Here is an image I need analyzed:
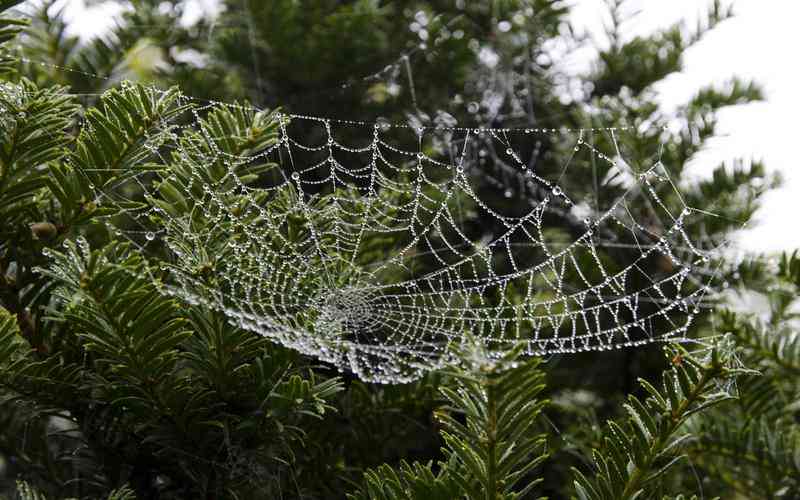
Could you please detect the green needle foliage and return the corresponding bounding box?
[0,0,796,498]
[1,239,342,498]
[0,13,344,494]
[0,1,26,75]
[13,480,136,500]
[571,342,748,500]
[352,348,549,500]
[679,253,800,498]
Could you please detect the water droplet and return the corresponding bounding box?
[291,172,300,180]
[506,148,513,155]
[145,232,155,241]
[417,152,424,159]
[376,118,391,132]
[552,186,562,196]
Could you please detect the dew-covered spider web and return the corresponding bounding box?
[83,85,714,383]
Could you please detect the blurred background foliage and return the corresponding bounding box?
[0,0,796,498]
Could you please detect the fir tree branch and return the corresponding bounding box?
[352,346,549,500]
[572,341,747,500]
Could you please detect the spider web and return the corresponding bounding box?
[88,88,711,383]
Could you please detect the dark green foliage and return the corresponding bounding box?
[678,253,800,498]
[15,0,211,97]
[0,10,346,493]
[0,0,794,498]
[571,342,747,499]
[352,349,549,500]
[0,1,26,75]
[291,376,444,498]
[13,479,136,500]
[69,84,185,187]
[1,238,343,498]
[592,0,733,99]
[0,80,75,228]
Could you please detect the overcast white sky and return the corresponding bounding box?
[569,0,800,254]
[59,0,799,253]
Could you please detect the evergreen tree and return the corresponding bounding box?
[0,0,793,499]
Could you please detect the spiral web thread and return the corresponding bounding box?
[79,87,715,384]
